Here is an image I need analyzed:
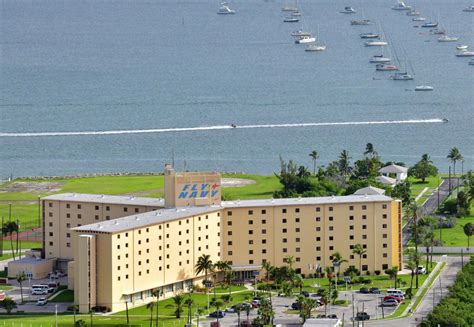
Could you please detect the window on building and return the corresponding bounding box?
[66,213,70,218]
[316,246,321,251]
[295,208,300,213]
[227,221,232,226]
[329,236,334,241]
[227,211,233,216]
[316,237,321,241]
[382,224,387,228]
[382,234,388,238]
[316,217,321,222]
[382,264,388,270]
[66,223,70,228]
[282,218,287,223]
[106,206,110,211]
[383,243,387,248]
[261,210,266,214]
[248,210,253,215]
[362,235,367,240]
[283,238,287,243]
[295,218,300,223]
[349,225,354,230]
[228,241,232,245]
[282,228,287,233]
[249,260,254,264]
[329,246,334,250]
[383,253,388,258]
[316,227,321,231]
[249,250,253,254]
[362,215,367,220]
[362,254,367,259]
[296,238,300,242]
[383,214,387,219]
[77,204,81,209]
[283,248,287,253]
[350,235,354,240]
[282,208,287,213]
[329,226,333,231]
[349,216,354,220]
[362,244,367,249]
[249,230,253,235]
[228,231,232,236]
[382,204,388,209]
[349,206,354,211]
[66,233,70,238]
[262,219,266,224]
[262,229,266,234]
[316,207,321,212]
[296,247,300,252]
[248,220,253,225]
[48,203,53,208]
[317,256,321,261]
[262,239,266,244]
[362,265,368,271]
[295,227,300,232]
[329,216,334,221]
[262,249,267,254]
[249,240,253,245]
[329,207,333,211]
[124,207,128,212]
[362,225,367,229]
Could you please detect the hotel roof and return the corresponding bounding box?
[379,164,408,174]
[42,193,165,207]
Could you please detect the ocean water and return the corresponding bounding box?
[1,0,473,177]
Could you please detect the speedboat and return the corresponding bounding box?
[438,36,459,42]
[415,85,433,91]
[295,35,316,44]
[421,22,438,28]
[340,6,357,14]
[217,4,236,14]
[351,19,371,25]
[291,10,302,16]
[456,45,469,50]
[391,1,412,10]
[430,28,446,35]
[230,124,237,128]
[442,118,449,122]
[291,29,312,37]
[360,32,380,39]
[456,51,474,57]
[282,5,298,11]
[412,17,426,21]
[391,72,414,80]
[406,10,420,16]
[365,41,388,46]
[370,55,392,63]
[376,64,398,71]
[462,6,474,12]
[284,17,299,22]
[306,44,326,51]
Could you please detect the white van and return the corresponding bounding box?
[31,285,48,295]
[386,289,405,298]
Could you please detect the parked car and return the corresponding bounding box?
[355,312,370,321]
[291,302,301,310]
[225,307,236,313]
[369,287,380,294]
[359,287,370,294]
[384,295,403,303]
[301,291,310,297]
[251,299,260,308]
[416,266,427,274]
[0,291,6,301]
[381,299,399,307]
[327,314,338,319]
[37,297,48,306]
[386,289,405,299]
[209,311,225,318]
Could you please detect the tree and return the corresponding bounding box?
[352,244,366,275]
[256,298,274,325]
[284,255,295,270]
[337,150,352,179]
[0,297,17,314]
[71,304,79,326]
[196,307,204,327]
[331,252,348,278]
[409,154,438,183]
[75,320,87,327]
[16,272,26,304]
[146,301,156,327]
[309,150,319,175]
[463,223,473,249]
[1,221,19,261]
[151,289,162,327]
[457,191,470,216]
[235,303,243,326]
[391,181,412,204]
[171,294,184,318]
[364,143,378,159]
[319,288,330,317]
[447,147,463,177]
[384,267,399,288]
[293,274,304,293]
[300,297,318,322]
[262,261,273,281]
[195,254,214,286]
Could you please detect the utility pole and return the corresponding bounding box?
[38,196,41,228]
[361,302,365,327]
[448,166,451,194]
[413,201,419,289]
[352,293,355,327]
[437,178,440,211]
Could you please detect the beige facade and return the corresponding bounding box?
[7,256,55,279]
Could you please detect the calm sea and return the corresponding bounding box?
[1,0,473,177]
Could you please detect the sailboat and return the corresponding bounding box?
[374,29,397,70]
[282,0,298,12]
[305,25,326,51]
[391,46,414,80]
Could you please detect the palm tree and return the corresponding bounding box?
[309,151,319,175]
[385,267,399,288]
[146,301,155,327]
[71,304,79,326]
[447,147,463,177]
[262,261,273,281]
[245,302,251,323]
[405,257,417,293]
[420,154,432,164]
[184,297,194,325]
[338,150,352,179]
[408,199,420,288]
[2,221,19,261]
[151,289,161,327]
[319,288,330,317]
[464,223,473,249]
[196,307,204,327]
[364,143,378,159]
[195,254,214,287]
[235,303,242,326]
[331,252,348,278]
[293,274,304,294]
[16,272,26,304]
[0,297,17,314]
[284,255,295,270]
[172,294,184,318]
[351,244,366,275]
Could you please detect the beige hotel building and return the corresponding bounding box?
[38,165,402,313]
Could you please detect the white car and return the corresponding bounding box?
[416,266,427,274]
[37,297,48,306]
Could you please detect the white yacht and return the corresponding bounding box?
[365,41,388,46]
[217,3,235,14]
[340,6,357,14]
[360,32,380,39]
[456,51,474,57]
[391,72,414,80]
[456,45,469,50]
[392,1,412,10]
[415,85,433,91]
[421,22,438,28]
[462,6,474,12]
[306,44,326,51]
[295,35,316,44]
[376,64,398,71]
[406,10,420,16]
[438,36,459,42]
[291,29,311,37]
[370,55,392,63]
[412,17,426,21]
[430,28,446,35]
[284,17,299,22]
[351,19,371,25]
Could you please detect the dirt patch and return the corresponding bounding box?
[221,178,256,188]
[0,182,64,194]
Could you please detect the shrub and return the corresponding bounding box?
[344,265,360,277]
[366,271,371,276]
[439,199,457,215]
[374,270,381,276]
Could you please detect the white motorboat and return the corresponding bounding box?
[351,19,371,25]
[291,29,311,37]
[370,55,392,63]
[392,1,412,10]
[391,72,414,80]
[306,44,326,51]
[415,85,433,91]
[406,10,420,16]
[438,36,459,42]
[376,64,398,71]
[295,35,316,44]
[360,32,380,39]
[365,41,388,46]
[462,6,474,12]
[456,51,474,57]
[421,22,438,28]
[217,4,235,14]
[430,28,446,35]
[291,10,302,16]
[340,6,357,14]
[284,17,299,22]
[282,4,298,11]
[469,59,474,65]
[456,45,469,50]
[412,17,426,21]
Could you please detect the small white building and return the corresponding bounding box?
[376,175,397,187]
[379,164,408,183]
[354,186,386,196]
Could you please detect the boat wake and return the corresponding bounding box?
[0,119,445,138]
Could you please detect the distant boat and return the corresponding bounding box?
[370,54,392,63]
[406,10,420,16]
[469,59,474,65]
[360,32,380,39]
[291,29,311,37]
[430,28,446,35]
[295,35,316,44]
[282,1,298,12]
[291,10,302,16]
[421,22,438,28]
[340,6,357,14]
[391,1,412,10]
[456,45,469,50]
[376,64,398,71]
[415,85,433,91]
[365,41,388,46]
[351,19,371,25]
[412,17,426,21]
[462,6,474,12]
[391,72,414,80]
[217,3,236,14]
[438,36,459,42]
[456,51,474,57]
[284,17,299,22]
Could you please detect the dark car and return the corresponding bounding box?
[327,314,338,319]
[355,312,370,321]
[209,311,225,318]
[359,287,370,294]
[291,302,302,310]
[301,291,310,297]
[370,287,380,294]
[384,295,402,303]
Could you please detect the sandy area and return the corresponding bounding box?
[0,182,64,194]
[221,178,256,188]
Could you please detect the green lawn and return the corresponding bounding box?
[0,252,26,261]
[221,174,281,200]
[0,204,40,231]
[437,215,474,247]
[50,290,74,303]
[2,241,42,251]
[0,285,13,291]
